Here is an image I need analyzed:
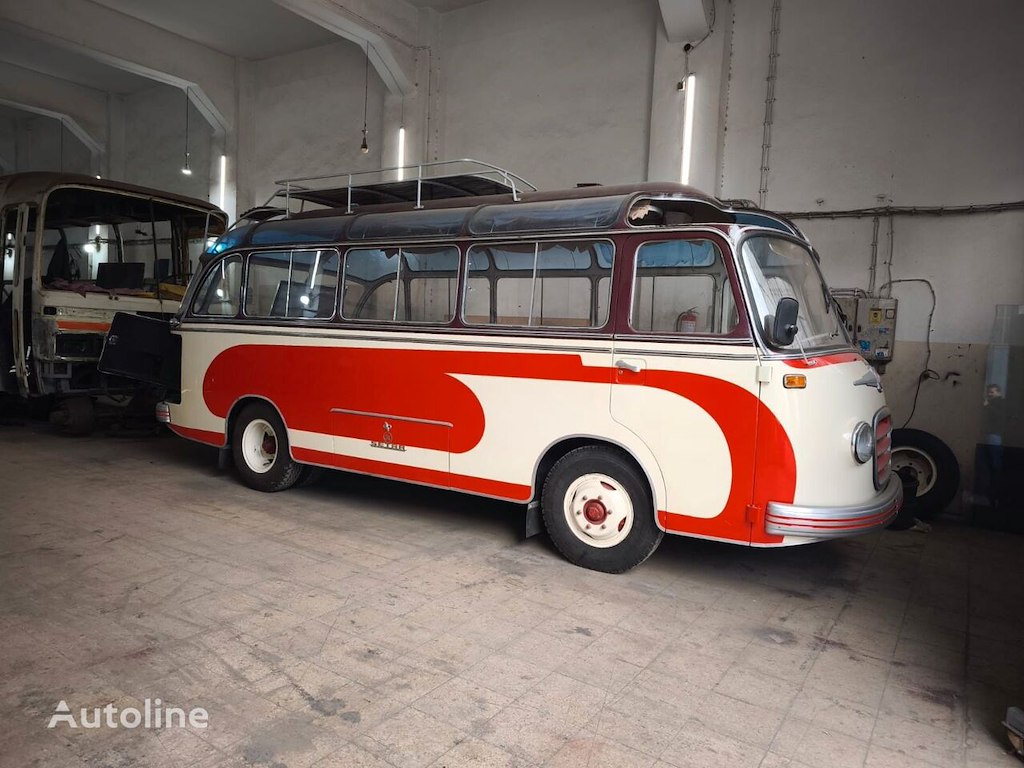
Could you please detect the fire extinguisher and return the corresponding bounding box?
[676,307,698,334]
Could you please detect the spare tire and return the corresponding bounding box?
[890,428,960,519]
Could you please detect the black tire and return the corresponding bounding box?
[890,428,960,519]
[231,402,303,492]
[297,465,325,487]
[541,446,663,573]
[50,396,95,436]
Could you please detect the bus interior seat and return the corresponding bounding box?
[96,262,145,290]
[44,233,74,283]
[271,280,336,318]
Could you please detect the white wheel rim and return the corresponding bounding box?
[562,473,634,548]
[241,419,278,474]
[891,446,938,496]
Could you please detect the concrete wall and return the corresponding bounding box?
[0,115,93,175]
[122,85,213,200]
[0,117,16,171]
[246,41,387,209]
[436,0,658,190]
[719,0,1024,487]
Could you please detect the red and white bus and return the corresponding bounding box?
[103,161,900,572]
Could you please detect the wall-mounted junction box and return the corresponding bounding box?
[835,295,898,365]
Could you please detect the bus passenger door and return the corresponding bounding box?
[610,234,758,543]
[6,205,35,397]
[0,208,16,393]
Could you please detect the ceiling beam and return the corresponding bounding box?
[658,0,713,44]
[0,62,106,155]
[0,0,235,135]
[272,0,419,95]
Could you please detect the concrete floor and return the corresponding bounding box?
[0,423,1021,768]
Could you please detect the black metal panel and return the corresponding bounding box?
[98,312,181,391]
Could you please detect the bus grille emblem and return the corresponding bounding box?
[371,420,406,452]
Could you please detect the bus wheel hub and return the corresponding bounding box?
[583,499,608,524]
[564,473,634,546]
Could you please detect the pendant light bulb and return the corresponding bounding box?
[181,86,192,175]
[359,41,370,154]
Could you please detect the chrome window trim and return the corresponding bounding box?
[460,237,616,331]
[189,253,244,318]
[340,243,462,325]
[627,232,751,341]
[734,230,850,358]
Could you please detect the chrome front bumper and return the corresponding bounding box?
[765,475,903,538]
[155,401,171,424]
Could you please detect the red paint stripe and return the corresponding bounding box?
[169,424,225,447]
[56,320,111,332]
[783,352,862,369]
[198,344,797,543]
[292,447,532,501]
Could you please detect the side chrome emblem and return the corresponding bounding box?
[371,420,406,452]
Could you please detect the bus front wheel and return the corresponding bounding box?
[541,446,663,573]
[232,403,303,492]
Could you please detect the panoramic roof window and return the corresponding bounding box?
[469,196,624,235]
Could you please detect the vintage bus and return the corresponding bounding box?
[102,161,900,572]
[0,173,226,433]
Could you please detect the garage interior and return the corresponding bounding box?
[1,0,1023,766]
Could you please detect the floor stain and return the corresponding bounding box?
[912,686,961,709]
[756,627,797,645]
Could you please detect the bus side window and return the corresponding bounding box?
[465,240,612,329]
[342,246,458,323]
[192,255,242,316]
[631,239,737,335]
[245,249,339,320]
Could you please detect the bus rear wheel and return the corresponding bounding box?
[50,396,95,436]
[232,403,303,492]
[541,446,663,573]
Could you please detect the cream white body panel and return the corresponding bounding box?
[760,356,887,507]
[168,322,893,545]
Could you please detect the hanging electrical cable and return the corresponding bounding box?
[758,0,782,208]
[879,278,938,427]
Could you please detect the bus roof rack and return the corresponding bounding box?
[270,159,537,215]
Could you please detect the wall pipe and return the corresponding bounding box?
[781,200,1024,219]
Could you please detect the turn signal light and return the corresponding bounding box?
[783,374,807,389]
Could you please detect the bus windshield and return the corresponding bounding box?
[40,187,224,294]
[741,235,847,350]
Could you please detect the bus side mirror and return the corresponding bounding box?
[767,297,799,347]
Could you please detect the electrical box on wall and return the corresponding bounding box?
[835,294,898,367]
[857,297,898,362]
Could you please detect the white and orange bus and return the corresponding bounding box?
[1,173,226,433]
[102,161,900,572]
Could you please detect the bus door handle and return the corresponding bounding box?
[615,359,645,374]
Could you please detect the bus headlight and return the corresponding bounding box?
[852,422,873,464]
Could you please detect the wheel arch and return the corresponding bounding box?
[225,395,294,458]
[531,435,665,524]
